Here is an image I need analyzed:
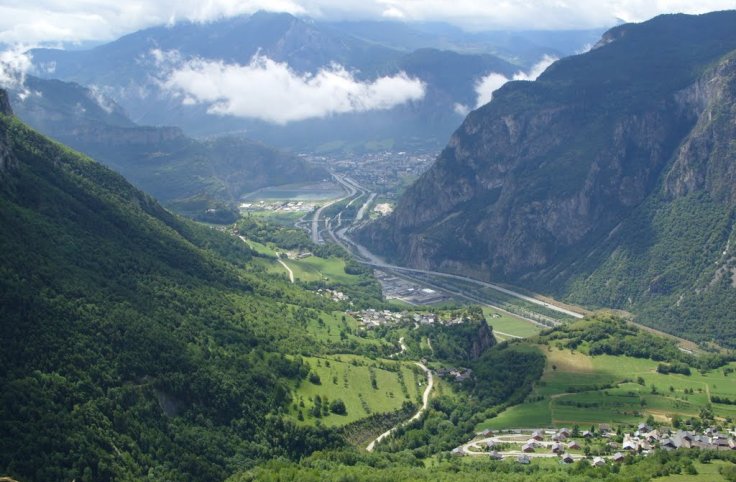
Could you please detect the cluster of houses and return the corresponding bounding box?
[239,200,316,214]
[622,423,736,452]
[436,367,474,382]
[459,424,736,466]
[350,309,404,327]
[316,288,348,302]
[349,309,442,328]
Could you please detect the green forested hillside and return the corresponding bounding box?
[0,99,345,481]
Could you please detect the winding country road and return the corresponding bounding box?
[366,361,433,452]
[277,256,294,283]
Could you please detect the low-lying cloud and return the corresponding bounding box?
[0,46,32,91]
[158,52,425,124]
[474,55,558,108]
[451,55,557,117]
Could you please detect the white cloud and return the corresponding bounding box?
[159,52,425,124]
[474,73,511,108]
[453,102,470,117]
[474,55,557,108]
[1,1,736,44]
[382,7,406,19]
[0,46,32,91]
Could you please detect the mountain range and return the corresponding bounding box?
[27,11,598,151]
[360,11,736,348]
[9,75,326,219]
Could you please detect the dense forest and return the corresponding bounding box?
[0,104,345,481]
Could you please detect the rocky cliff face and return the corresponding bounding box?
[469,319,495,360]
[0,89,12,116]
[0,89,15,174]
[360,12,736,346]
[664,55,736,205]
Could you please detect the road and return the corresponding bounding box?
[311,175,357,244]
[277,256,294,283]
[316,178,585,321]
[366,361,433,452]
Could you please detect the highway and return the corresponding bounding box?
[323,174,586,321]
[310,175,357,244]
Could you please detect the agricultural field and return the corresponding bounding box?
[288,354,425,427]
[283,256,363,285]
[482,307,542,338]
[478,345,736,431]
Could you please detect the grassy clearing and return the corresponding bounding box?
[657,460,731,481]
[477,345,736,430]
[283,256,362,285]
[246,210,306,225]
[482,307,542,338]
[299,310,387,349]
[240,237,278,257]
[289,354,424,427]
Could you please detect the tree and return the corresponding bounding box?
[330,399,347,415]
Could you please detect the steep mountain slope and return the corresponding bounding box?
[0,94,340,481]
[360,12,736,347]
[10,76,326,219]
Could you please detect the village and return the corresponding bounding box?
[349,307,476,329]
[301,150,436,196]
[239,199,317,214]
[453,424,736,466]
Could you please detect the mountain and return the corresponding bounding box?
[30,11,401,83]
[359,11,736,348]
[326,20,605,66]
[0,89,345,481]
[10,75,326,219]
[26,11,577,150]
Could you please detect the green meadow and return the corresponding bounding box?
[482,307,543,338]
[283,256,363,285]
[479,346,736,430]
[289,354,425,427]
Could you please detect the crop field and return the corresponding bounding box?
[478,346,736,431]
[482,307,542,338]
[289,354,425,427]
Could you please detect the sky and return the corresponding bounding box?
[1,0,735,45]
[1,0,735,124]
